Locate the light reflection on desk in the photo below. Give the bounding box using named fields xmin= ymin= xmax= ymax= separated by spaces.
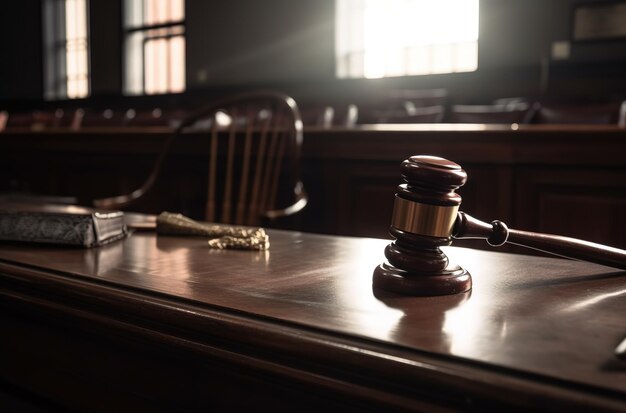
xmin=83 ymin=238 xmax=124 ymax=276
xmin=562 ymin=287 xmax=626 ymax=313
xmin=336 ymin=238 xmax=405 ymax=342
xmin=1 ymin=229 xmax=625 ymax=395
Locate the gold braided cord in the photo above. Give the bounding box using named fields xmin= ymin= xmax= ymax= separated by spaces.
xmin=156 ymin=211 xmax=269 ymax=250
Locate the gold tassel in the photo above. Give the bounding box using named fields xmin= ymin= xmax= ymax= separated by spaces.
xmin=156 ymin=212 xmax=269 ymax=250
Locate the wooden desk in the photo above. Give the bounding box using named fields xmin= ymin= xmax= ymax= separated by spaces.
xmin=1 ymin=229 xmax=625 ymax=412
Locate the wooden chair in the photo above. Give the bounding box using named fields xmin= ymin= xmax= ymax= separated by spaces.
xmin=52 ymin=109 xmax=77 ymax=128
xmin=5 ymin=110 xmax=62 ymax=130
xmin=333 ymin=104 xmax=359 ymax=127
xmin=384 ymin=88 xmax=448 ymax=108
xmin=77 ymin=109 xmax=130 ymax=128
xmin=300 ymin=103 xmax=334 ymax=128
xmin=531 ymin=101 xmax=626 ymax=125
xmin=125 ymin=108 xmax=188 ymax=127
xmin=357 ymin=89 xmax=447 ymax=125
xmin=93 ymin=91 xmax=307 ymax=226
xmin=300 ymin=103 xmax=358 ymax=128
xmin=358 ymin=104 xmax=444 ymax=124
xmin=0 ymin=111 xmax=8 ymax=132
xmin=447 ymin=102 xmax=537 ymax=124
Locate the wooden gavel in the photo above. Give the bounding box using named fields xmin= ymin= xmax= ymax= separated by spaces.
xmin=373 ymin=155 xmax=626 ymax=296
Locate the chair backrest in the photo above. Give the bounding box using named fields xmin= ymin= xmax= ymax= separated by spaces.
xmin=1 ymin=109 xmax=80 ymax=131
xmin=125 ymin=108 xmax=187 ymax=127
xmin=53 ymin=109 xmax=78 ymax=128
xmin=93 ymin=91 xmax=307 ymax=226
xmin=77 ymin=109 xmax=129 ymax=128
xmin=356 ymin=89 xmax=447 ymax=125
xmin=300 ymin=104 xmax=334 ymax=128
xmin=5 ymin=111 xmax=35 ymax=129
xmin=5 ymin=110 xmax=60 ymax=130
xmin=301 ymin=103 xmax=358 ymax=128
xmin=384 ymin=88 xmax=448 ymax=108
xmin=358 ymin=104 xmax=444 ymax=124
xmin=0 ymin=111 xmax=7 ymax=132
xmin=333 ymin=104 xmax=358 ymax=127
xmin=447 ymin=103 xmax=536 ymax=124
xmin=531 ymin=101 xmax=626 ymax=125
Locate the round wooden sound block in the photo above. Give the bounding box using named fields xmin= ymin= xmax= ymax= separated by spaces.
xmin=373 ymin=262 xmax=472 ymax=296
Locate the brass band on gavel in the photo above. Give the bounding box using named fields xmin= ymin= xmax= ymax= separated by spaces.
xmin=390 ymin=196 xmax=458 ymax=238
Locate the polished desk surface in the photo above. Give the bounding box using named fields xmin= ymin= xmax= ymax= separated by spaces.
xmin=1 ymin=229 xmax=625 ymax=411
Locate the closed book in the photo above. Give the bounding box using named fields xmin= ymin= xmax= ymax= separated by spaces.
xmin=0 ymin=203 xmax=127 ymax=247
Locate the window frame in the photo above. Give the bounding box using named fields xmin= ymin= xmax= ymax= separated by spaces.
xmin=43 ymin=0 xmax=91 ymax=100
xmin=122 ymin=0 xmax=186 ymax=96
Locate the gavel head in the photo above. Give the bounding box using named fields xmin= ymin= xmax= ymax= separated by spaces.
xmin=373 ymin=155 xmax=472 ymax=296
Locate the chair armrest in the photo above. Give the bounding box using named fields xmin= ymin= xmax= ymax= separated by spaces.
xmin=92 ymin=188 xmax=145 ymax=210
xmin=263 ymin=182 xmax=308 ymax=220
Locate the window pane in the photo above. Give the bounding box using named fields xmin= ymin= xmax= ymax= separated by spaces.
xmin=336 ymin=0 xmax=479 ymax=79
xmin=65 ymin=0 xmax=89 ymax=98
xmin=43 ymin=0 xmax=89 ymax=100
xmin=124 ymin=31 xmax=144 ymax=95
xmin=145 ymin=38 xmax=167 ymax=94
xmin=75 ymin=0 xmax=87 ymax=39
xmin=169 ymin=35 xmax=185 ymax=93
xmin=124 ymin=0 xmax=144 ymax=27
xmin=169 ymin=0 xmax=184 ymax=22
xmin=123 ymin=0 xmax=185 ymax=95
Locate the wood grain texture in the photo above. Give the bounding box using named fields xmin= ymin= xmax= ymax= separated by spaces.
xmin=1 ymin=229 xmax=625 ymax=411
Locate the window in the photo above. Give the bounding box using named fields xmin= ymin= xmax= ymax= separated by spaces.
xmin=43 ymin=0 xmax=90 ymax=100
xmin=336 ymin=0 xmax=479 ymax=79
xmin=123 ymin=0 xmax=186 ymax=95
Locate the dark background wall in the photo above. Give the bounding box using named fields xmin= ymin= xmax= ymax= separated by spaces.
xmin=0 ymin=1 xmax=44 ymax=101
xmin=89 ymin=0 xmax=123 ymax=97
xmin=2 ymin=0 xmax=626 ymax=108
xmin=186 ymin=0 xmax=335 ymax=88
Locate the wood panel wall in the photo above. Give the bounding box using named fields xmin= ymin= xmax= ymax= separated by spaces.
xmin=1 ymin=125 xmax=625 ymax=250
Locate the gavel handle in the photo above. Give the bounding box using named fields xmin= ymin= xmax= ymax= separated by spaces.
xmin=454 ymin=211 xmax=626 ymax=270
